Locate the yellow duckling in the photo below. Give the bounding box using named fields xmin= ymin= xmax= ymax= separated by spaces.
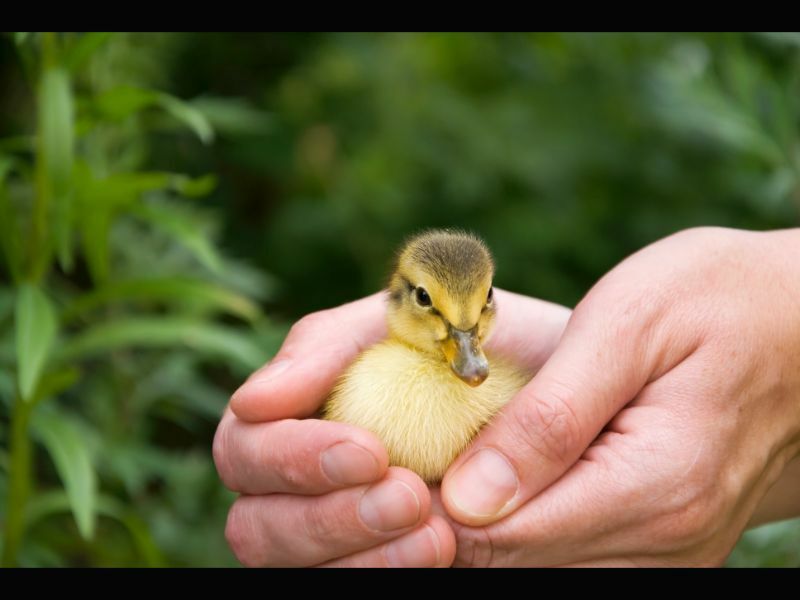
xmin=323 ymin=229 xmax=531 ymax=483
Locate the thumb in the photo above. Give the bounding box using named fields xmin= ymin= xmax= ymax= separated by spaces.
xmin=230 ymin=292 xmax=388 ymax=422
xmin=441 ymin=296 xmax=687 ymax=527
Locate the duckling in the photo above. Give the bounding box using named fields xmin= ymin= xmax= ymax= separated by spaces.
xmin=323 ymin=229 xmax=531 ymax=483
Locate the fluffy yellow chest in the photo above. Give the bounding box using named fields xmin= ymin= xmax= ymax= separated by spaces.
xmin=323 ymin=341 xmax=530 ymax=483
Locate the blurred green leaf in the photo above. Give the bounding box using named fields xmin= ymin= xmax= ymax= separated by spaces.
xmin=25 ymin=491 xmax=165 ymax=567
xmin=13 ymin=32 xmax=31 ymax=45
xmin=157 ymin=93 xmax=215 ymax=145
xmin=0 ymin=136 xmax=35 ymax=155
xmin=65 ymin=32 xmax=112 ymax=73
xmin=15 ymin=284 xmax=58 ymax=402
xmin=92 ymin=86 xmax=214 ymax=144
xmin=171 ymin=174 xmax=217 ymax=198
xmin=73 ymin=164 xmax=215 ymax=283
xmin=93 ymin=86 xmax=162 ymax=121
xmin=131 ymin=202 xmax=223 ymax=273
xmin=190 ymin=96 xmax=273 ymax=136
xmin=62 ymin=277 xmax=261 ymax=323
xmin=37 ymin=67 xmax=75 ymax=271
xmin=28 ymin=367 xmax=80 ymax=408
xmin=756 ymin=32 xmax=800 ymax=49
xmin=57 ymin=317 xmax=268 ymax=371
xmin=30 ymin=410 xmax=98 ymax=540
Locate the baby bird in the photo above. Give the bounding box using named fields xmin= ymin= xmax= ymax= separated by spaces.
xmin=323 ymin=230 xmax=531 ymax=483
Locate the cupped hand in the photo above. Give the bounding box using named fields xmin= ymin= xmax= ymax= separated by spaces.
xmin=213 ymin=290 xmax=571 ymax=567
xmin=438 ymin=227 xmax=800 ymax=566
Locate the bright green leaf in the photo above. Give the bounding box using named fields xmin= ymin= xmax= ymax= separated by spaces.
xmin=57 ymin=317 xmax=268 ymax=372
xmin=13 ymin=32 xmax=30 ymax=45
xmin=38 ymin=67 xmax=75 ymax=271
xmin=30 ymin=410 xmax=98 ymax=540
xmin=15 ymin=284 xmax=58 ymax=402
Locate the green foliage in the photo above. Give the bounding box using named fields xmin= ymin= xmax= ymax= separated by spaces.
xmin=2 ymin=32 xmax=799 ymax=566
xmin=0 ymin=32 xmax=277 ymax=566
xmin=15 ymin=284 xmax=57 ymax=401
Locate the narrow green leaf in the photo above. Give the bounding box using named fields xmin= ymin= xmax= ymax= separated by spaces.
xmin=57 ymin=317 xmax=268 ymax=371
xmin=131 ymin=203 xmax=223 ymax=273
xmin=93 ymin=85 xmax=160 ymax=121
xmin=91 ymin=86 xmax=214 ymax=144
xmin=157 ymin=93 xmax=215 ymax=145
xmin=15 ymin=284 xmax=58 ymax=402
xmin=73 ymin=164 xmax=169 ymax=283
xmin=62 ymin=277 xmax=261 ymax=323
xmin=13 ymin=32 xmax=30 ymax=45
xmin=38 ymin=68 xmax=75 ymax=271
xmin=190 ymin=96 xmax=273 ymax=136
xmin=172 ymin=174 xmax=217 ymax=198
xmin=64 ymin=32 xmax=112 ymax=73
xmin=30 ymin=411 xmax=97 ymax=540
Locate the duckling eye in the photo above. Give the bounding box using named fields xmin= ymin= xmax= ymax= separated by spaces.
xmin=487 ymin=287 xmax=494 ymax=304
xmin=415 ymin=287 xmax=432 ymax=307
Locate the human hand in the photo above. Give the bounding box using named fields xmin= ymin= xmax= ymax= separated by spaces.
xmin=438 ymin=227 xmax=800 ymax=566
xmin=214 ymin=290 xmax=570 ymax=566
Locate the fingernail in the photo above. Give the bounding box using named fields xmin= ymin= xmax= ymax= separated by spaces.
xmin=359 ymin=480 xmax=420 ymax=532
xmin=250 ymin=359 xmax=292 ymax=384
xmin=447 ymin=448 xmax=518 ymax=518
xmin=232 ymin=359 xmax=291 ymax=402
xmin=321 ymin=442 xmax=380 ymax=485
xmin=385 ymin=525 xmax=441 ymax=568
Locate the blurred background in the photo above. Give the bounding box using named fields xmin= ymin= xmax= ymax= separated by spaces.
xmin=0 ymin=32 xmax=799 ymax=567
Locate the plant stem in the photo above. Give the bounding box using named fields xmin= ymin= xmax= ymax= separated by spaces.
xmin=1 ymin=397 xmax=32 ymax=567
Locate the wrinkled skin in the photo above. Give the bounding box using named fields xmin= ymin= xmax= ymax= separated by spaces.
xmin=214 ymin=227 xmax=800 ymax=567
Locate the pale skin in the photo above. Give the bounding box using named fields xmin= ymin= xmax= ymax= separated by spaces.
xmin=214 ymin=226 xmax=800 ymax=567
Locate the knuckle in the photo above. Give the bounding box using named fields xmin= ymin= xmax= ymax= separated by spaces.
xmin=657 ymin=477 xmax=727 ymax=551
xmin=453 ymin=525 xmax=495 ymax=568
xmin=212 ymin=421 xmax=238 ymax=491
xmin=509 ymin=386 xmax=582 ymax=467
xmin=260 ymin=422 xmax=313 ymax=491
xmin=289 ymin=310 xmax=331 ymax=340
xmin=301 ymin=498 xmax=347 ymax=545
xmin=225 ymin=499 xmax=265 ymax=567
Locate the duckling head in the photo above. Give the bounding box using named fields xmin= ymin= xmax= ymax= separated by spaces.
xmin=387 ymin=229 xmax=496 ymax=387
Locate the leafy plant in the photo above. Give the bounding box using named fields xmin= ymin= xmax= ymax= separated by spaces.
xmin=0 ymin=32 xmax=281 ymax=566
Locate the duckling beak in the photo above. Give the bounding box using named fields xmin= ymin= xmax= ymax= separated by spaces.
xmin=446 ymin=327 xmax=489 ymax=387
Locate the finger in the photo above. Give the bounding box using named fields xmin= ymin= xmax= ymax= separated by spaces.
xmin=485 ymin=289 xmax=571 ymax=371
xmin=226 ymin=467 xmax=430 ymax=567
xmin=231 ymin=289 xmax=570 ymax=424
xmin=451 ymin=456 xmax=634 ymax=567
xmin=214 ymin=409 xmax=389 ymax=494
xmin=450 ymin=356 xmax=723 ymax=567
xmin=317 ymin=516 xmax=456 ymax=568
xmin=231 ymin=292 xmax=389 ymax=422
xmin=441 ymin=284 xmax=699 ymax=526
